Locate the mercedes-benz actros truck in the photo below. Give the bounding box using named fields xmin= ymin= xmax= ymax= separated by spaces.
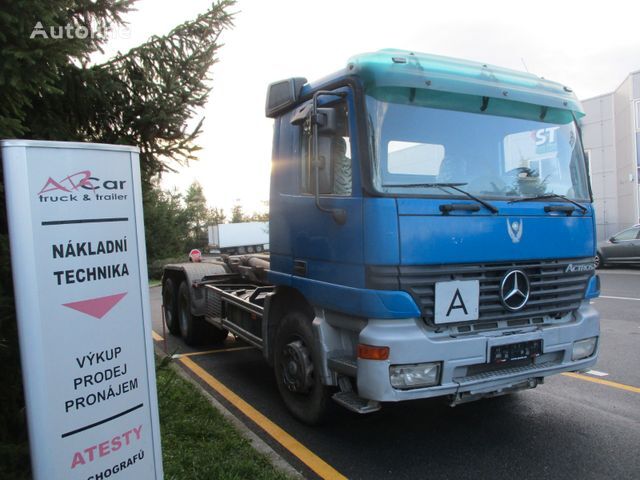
xmin=162 ymin=49 xmax=600 ymax=424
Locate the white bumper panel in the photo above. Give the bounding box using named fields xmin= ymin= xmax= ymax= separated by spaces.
xmin=356 ymin=302 xmax=600 ymax=402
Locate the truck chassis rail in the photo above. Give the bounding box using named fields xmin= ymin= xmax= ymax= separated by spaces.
xmin=202 ymin=280 xmax=274 ymax=349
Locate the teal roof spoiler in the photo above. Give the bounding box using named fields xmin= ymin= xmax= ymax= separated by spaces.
xmin=346 ymin=49 xmax=584 ymax=117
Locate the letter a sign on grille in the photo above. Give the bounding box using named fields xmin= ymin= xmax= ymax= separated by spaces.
xmin=2 ymin=140 xmax=163 ymax=480
xmin=434 ymin=280 xmax=480 ymax=324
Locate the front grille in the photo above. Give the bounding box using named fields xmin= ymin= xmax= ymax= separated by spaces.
xmin=367 ymin=258 xmax=593 ymax=325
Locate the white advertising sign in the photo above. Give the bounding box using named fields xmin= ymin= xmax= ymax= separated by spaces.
xmin=2 ymin=140 xmax=163 ymax=480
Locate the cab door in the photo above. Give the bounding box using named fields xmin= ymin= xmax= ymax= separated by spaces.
xmin=288 ymin=87 xmax=365 ymax=289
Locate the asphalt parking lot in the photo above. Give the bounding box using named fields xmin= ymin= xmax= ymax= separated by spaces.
xmin=150 ymin=268 xmax=640 ymax=480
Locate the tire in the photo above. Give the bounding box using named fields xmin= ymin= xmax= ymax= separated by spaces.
xmin=273 ymin=311 xmax=330 ymax=425
xmin=178 ymin=281 xmax=205 ymax=346
xmin=595 ymin=253 xmax=604 ymax=269
xmin=162 ymin=277 xmax=180 ymax=335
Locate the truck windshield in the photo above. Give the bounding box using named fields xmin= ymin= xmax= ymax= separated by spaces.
xmin=366 ymin=95 xmax=590 ymax=201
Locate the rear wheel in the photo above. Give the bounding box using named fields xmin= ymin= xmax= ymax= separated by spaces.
xmin=178 ymin=281 xmax=205 ymax=346
xmin=162 ymin=277 xmax=180 ymax=335
xmin=274 ymin=311 xmax=330 ymax=425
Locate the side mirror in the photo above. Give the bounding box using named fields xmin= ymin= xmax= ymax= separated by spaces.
xmin=608 ymin=236 xmax=617 ymax=243
xmin=265 ymin=77 xmax=307 ymax=118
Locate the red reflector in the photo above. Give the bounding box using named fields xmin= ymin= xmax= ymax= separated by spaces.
xmin=358 ymin=344 xmax=390 ymax=360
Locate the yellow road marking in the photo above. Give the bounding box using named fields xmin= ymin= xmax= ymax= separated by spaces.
xmin=173 ymin=346 xmax=255 ymax=358
xmin=151 ymin=331 xmax=163 ymax=342
xmin=179 ymin=356 xmax=347 ymax=480
xmin=562 ymin=372 xmax=640 ymax=394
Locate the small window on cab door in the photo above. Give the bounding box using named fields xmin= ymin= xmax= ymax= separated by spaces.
xmin=300 ymin=99 xmax=352 ymax=196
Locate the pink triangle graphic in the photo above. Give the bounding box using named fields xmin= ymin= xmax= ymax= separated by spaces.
xmin=63 ymin=292 xmax=127 ymax=319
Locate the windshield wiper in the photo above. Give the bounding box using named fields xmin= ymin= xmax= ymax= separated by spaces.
xmin=399 ymin=182 xmax=499 ymax=214
xmin=508 ymin=193 xmax=587 ymax=214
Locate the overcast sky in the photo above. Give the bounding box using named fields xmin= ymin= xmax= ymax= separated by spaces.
xmin=99 ymin=0 xmax=640 ymax=215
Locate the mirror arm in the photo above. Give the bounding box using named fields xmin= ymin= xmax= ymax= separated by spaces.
xmin=311 ymin=90 xmax=348 ymax=225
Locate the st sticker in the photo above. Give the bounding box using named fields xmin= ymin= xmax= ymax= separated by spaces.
xmin=434 ymin=280 xmax=479 ymax=324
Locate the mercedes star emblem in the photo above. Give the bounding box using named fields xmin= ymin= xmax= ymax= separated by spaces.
xmin=500 ymin=270 xmax=530 ymax=311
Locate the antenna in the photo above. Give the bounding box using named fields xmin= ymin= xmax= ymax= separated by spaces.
xmin=521 ymin=58 xmax=530 ymax=73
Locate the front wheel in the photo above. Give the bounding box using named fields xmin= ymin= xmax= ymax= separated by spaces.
xmin=273 ymin=312 xmax=330 ymax=425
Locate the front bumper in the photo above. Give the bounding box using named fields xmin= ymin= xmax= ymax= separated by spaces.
xmin=356 ymin=301 xmax=600 ymax=402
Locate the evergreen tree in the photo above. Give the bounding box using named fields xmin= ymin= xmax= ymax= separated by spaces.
xmin=143 ymin=187 xmax=190 ymax=261
xmin=184 ymin=181 xmax=210 ymax=247
xmin=248 ymin=208 xmax=269 ymax=222
xmin=230 ymin=203 xmax=247 ymax=223
xmin=0 ymin=0 xmax=135 ymax=137
xmin=0 ymin=3 xmax=235 ymax=476
xmin=207 ymin=206 xmax=226 ymax=226
xmin=23 ymin=1 xmax=235 ymax=184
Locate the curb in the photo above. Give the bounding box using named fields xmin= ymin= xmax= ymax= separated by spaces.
xmin=154 ymin=345 xmax=304 ymax=480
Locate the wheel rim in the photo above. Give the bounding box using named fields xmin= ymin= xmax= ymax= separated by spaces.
xmin=280 ymin=338 xmax=314 ymax=394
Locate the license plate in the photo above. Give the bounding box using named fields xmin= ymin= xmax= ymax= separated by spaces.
xmin=490 ymin=340 xmax=542 ymax=364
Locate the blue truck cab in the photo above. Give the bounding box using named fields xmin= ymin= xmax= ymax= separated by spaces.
xmin=263 ymin=49 xmax=600 ymax=422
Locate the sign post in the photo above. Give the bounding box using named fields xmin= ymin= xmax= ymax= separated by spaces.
xmin=2 ymin=140 xmax=163 ymax=479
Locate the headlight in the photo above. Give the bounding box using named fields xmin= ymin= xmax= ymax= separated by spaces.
xmin=390 ymin=362 xmax=441 ymax=389
xmin=572 ymin=337 xmax=597 ymax=361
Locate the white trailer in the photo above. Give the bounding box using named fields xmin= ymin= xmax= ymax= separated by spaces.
xmin=208 ymin=221 xmax=269 ymax=254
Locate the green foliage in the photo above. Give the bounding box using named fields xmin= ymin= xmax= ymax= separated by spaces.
xmin=230 ymin=203 xmax=246 ymax=223
xmin=0 ymin=0 xmax=135 ymax=138
xmin=143 ymin=187 xmax=190 ymax=261
xmin=0 ymin=2 xmax=236 ymax=476
xmin=231 ymin=202 xmax=269 ymax=223
xmin=248 ymin=210 xmax=269 ymax=222
xmin=23 ymin=1 xmax=235 ymax=184
xmin=184 ymin=181 xmax=211 ymax=247
xmin=208 ymin=206 xmax=227 ymax=226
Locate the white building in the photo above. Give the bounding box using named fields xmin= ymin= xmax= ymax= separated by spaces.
xmin=581 ymin=71 xmax=640 ymax=241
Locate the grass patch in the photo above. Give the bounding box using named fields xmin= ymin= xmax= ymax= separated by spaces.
xmin=157 ymin=357 xmax=291 ymax=480
xmin=149 ymin=279 xmax=161 ymax=288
